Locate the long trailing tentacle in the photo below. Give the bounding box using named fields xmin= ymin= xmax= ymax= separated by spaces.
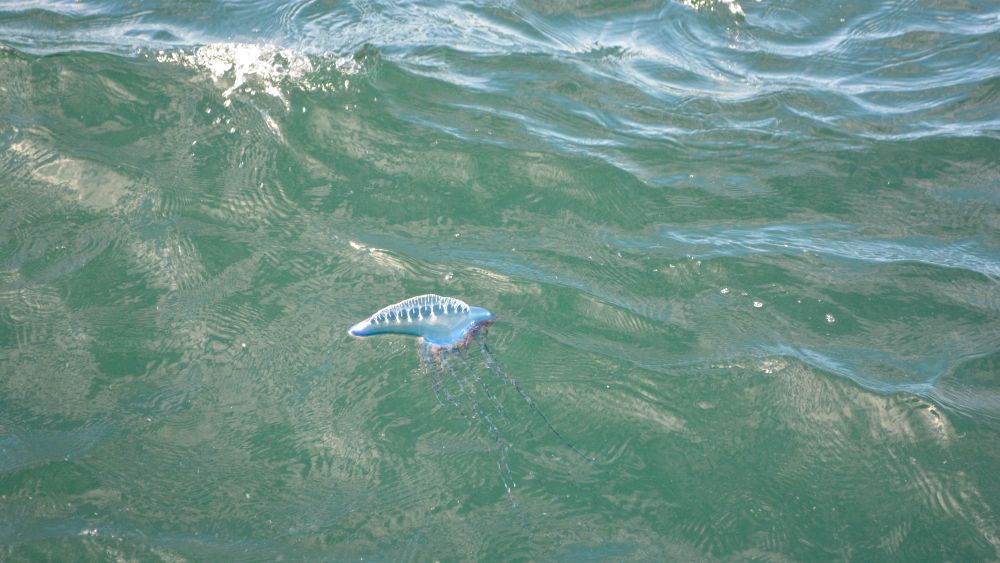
xmin=453 ymin=348 xmax=510 ymax=422
xmin=422 ymin=346 xmax=449 ymax=407
xmin=440 ymin=350 xmax=518 ymax=502
xmin=440 ymin=351 xmax=502 ymax=442
xmin=423 ymin=345 xmax=517 ymax=501
xmin=421 ymin=343 xmax=471 ymax=422
xmin=449 ymin=350 xmax=520 ymax=500
xmin=496 ymin=438 xmax=516 ymax=503
xmin=476 ymin=335 xmax=596 ymax=464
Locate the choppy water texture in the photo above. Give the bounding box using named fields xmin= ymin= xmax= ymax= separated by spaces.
xmin=2 ymin=0 xmax=1000 ymax=559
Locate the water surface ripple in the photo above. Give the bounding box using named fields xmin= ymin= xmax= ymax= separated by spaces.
xmin=2 ymin=0 xmax=1000 ymax=560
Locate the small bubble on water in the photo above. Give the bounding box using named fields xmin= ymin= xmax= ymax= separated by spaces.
xmin=720 ymin=287 xmax=730 ymax=294
xmin=753 ymin=300 xmax=763 ymax=308
xmin=825 ymin=313 xmax=836 ymax=324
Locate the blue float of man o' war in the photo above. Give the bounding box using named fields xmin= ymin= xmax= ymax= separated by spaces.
xmin=348 ymin=293 xmax=496 ymax=349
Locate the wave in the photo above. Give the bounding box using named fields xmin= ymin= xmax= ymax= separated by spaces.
xmin=606 ymin=222 xmax=1000 ymax=278
xmin=3 ymin=1 xmax=997 ymax=150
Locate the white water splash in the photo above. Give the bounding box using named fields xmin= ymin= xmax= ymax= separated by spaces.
xmin=153 ymin=43 xmax=360 ymax=106
xmin=679 ymin=0 xmax=748 ymax=16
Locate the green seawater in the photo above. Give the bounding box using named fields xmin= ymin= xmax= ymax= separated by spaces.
xmin=2 ymin=0 xmax=1000 ymax=560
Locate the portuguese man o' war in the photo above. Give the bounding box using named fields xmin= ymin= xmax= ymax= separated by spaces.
xmin=348 ymin=294 xmax=592 ymax=503
xmin=348 ymin=293 xmax=496 ymax=350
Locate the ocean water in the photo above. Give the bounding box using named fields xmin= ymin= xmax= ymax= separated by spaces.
xmin=2 ymin=0 xmax=1000 ymax=559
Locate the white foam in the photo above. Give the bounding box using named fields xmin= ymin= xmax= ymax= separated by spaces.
xmin=154 ymin=42 xmax=359 ymax=106
xmin=679 ymin=0 xmax=746 ymax=16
